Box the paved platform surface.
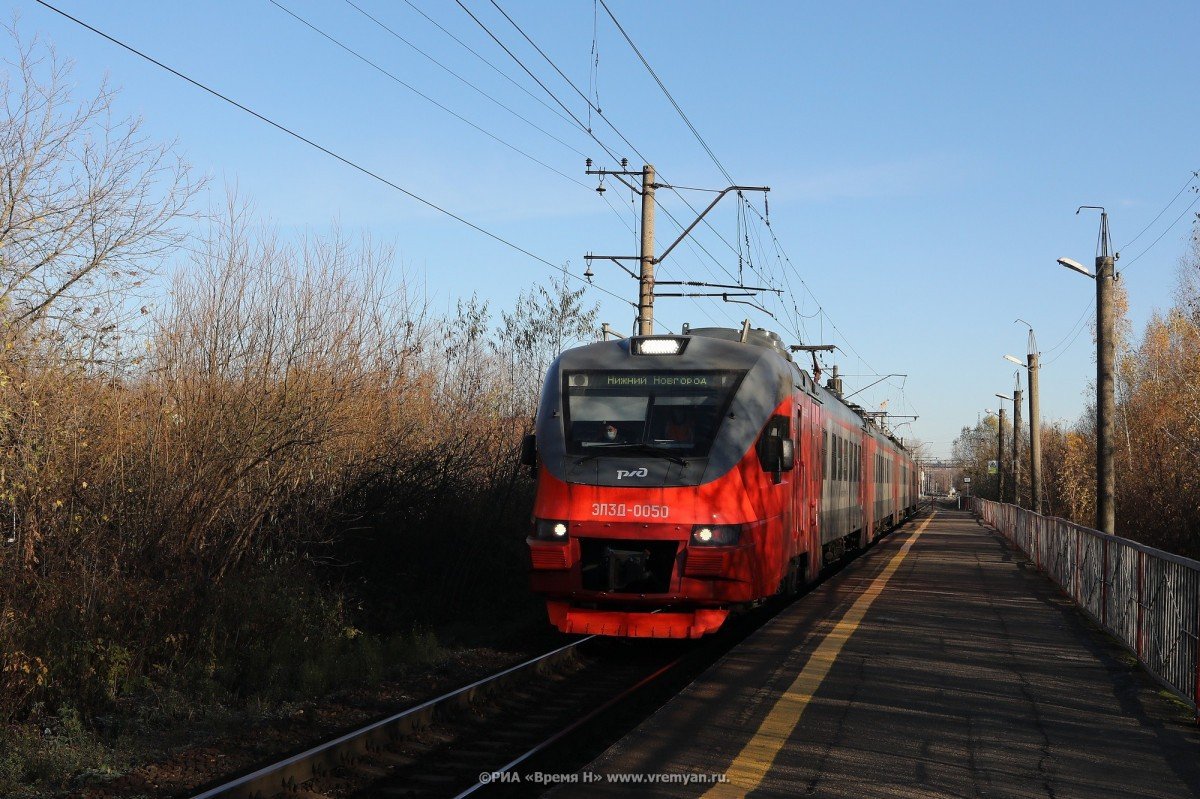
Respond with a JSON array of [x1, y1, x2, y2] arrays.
[[547, 508, 1200, 798]]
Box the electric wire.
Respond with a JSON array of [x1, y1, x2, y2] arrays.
[[598, 0, 735, 186], [588, 0, 892, 385], [32, 0, 636, 311], [1119, 191, 1200, 271], [475, 0, 745, 265], [452, 0, 624, 165], [397, 0, 580, 133], [1042, 308, 1095, 367], [270, 1, 589, 190], [1118, 171, 1198, 252], [487, 0, 599, 120], [453, 0, 754, 339], [333, 0, 644, 238], [342, 0, 587, 157]]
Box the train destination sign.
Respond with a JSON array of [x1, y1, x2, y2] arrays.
[[570, 372, 733, 389]]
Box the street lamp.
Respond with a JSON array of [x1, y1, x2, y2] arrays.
[[1004, 321, 1043, 514], [1057, 206, 1117, 535], [1056, 257, 1092, 277]]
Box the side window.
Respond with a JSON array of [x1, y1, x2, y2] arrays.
[[757, 415, 790, 477], [823, 431, 829, 480]]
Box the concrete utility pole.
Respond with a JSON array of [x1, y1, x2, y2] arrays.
[[638, 164, 656, 335], [1012, 384, 1023, 508], [1095, 239, 1116, 535], [1058, 206, 1116, 534], [584, 161, 768, 336], [997, 406, 1007, 504], [1029, 348, 1043, 514]]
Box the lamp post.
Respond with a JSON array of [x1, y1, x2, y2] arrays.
[[988, 400, 1008, 501], [1005, 322, 1043, 514], [995, 393, 1014, 504], [984, 407, 993, 501], [1057, 206, 1116, 535]]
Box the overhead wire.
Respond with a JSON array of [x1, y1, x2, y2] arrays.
[[397, 0, 580, 132], [455, 0, 740, 331], [452, 0, 624, 165], [270, 1, 592, 189], [591, 0, 892, 387], [342, 0, 587, 157], [1119, 191, 1200, 271], [382, 0, 729, 329], [332, 1, 644, 239], [597, 0, 734, 187], [449, 0, 757, 338], [32, 0, 637, 311], [1042, 308, 1095, 366], [1118, 171, 1198, 253], [476, 0, 746, 267]]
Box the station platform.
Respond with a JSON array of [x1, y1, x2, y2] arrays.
[[548, 508, 1200, 798]]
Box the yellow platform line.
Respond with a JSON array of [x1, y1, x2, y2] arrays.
[[703, 511, 937, 798]]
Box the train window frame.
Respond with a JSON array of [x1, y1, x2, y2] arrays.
[[561, 369, 746, 457], [756, 414, 791, 481], [823, 431, 829, 481]]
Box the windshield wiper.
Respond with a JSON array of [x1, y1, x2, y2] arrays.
[[575, 442, 688, 466]]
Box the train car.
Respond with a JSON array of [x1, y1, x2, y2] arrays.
[[521, 325, 917, 639]]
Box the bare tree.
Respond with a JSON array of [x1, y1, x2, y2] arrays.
[[0, 24, 198, 356], [495, 265, 599, 419]]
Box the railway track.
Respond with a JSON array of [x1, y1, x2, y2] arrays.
[[186, 510, 930, 799]]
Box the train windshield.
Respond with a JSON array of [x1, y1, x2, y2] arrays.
[[562, 370, 745, 457]]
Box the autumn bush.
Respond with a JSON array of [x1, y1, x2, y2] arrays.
[[0, 29, 597, 744], [0, 213, 595, 724]]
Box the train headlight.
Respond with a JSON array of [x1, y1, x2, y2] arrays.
[[534, 519, 570, 541], [690, 524, 740, 546], [632, 337, 687, 355]]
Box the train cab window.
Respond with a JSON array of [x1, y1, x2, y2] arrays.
[[756, 415, 791, 476], [562, 370, 745, 457]]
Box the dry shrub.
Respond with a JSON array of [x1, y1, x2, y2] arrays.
[[1, 26, 598, 732]]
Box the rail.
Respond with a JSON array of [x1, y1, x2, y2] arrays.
[[972, 498, 1200, 721], [188, 637, 591, 799]]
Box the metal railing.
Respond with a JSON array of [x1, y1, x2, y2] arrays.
[[972, 498, 1200, 720]]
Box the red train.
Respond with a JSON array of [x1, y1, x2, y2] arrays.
[[521, 325, 918, 638]]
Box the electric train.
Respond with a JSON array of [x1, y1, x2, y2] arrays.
[[521, 325, 918, 638]]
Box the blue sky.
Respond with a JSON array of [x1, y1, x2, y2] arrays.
[[13, 0, 1198, 458]]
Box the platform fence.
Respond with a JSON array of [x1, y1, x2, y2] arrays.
[[971, 498, 1200, 720]]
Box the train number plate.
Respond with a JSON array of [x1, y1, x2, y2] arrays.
[[591, 503, 670, 519]]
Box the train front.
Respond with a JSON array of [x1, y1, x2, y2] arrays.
[[524, 330, 795, 638]]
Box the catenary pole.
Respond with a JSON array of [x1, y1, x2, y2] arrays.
[[638, 164, 656, 335]]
